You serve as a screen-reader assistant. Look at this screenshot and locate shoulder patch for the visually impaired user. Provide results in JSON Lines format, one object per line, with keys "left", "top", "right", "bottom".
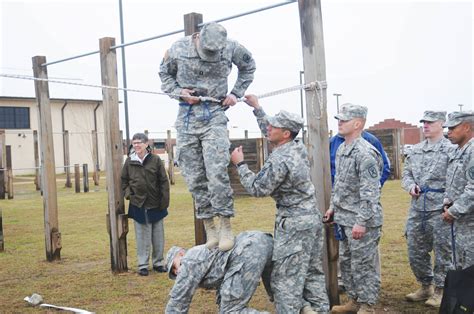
{"left": 360, "top": 158, "right": 379, "bottom": 181}
{"left": 242, "top": 53, "right": 252, "bottom": 63}
{"left": 467, "top": 159, "right": 474, "bottom": 183}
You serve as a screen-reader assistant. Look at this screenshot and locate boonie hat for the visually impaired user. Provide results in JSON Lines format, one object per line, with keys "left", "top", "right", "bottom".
{"left": 419, "top": 110, "right": 447, "bottom": 123}
{"left": 197, "top": 22, "right": 227, "bottom": 62}
{"left": 443, "top": 111, "right": 474, "bottom": 128}
{"left": 267, "top": 110, "right": 304, "bottom": 133}
{"left": 335, "top": 103, "right": 367, "bottom": 121}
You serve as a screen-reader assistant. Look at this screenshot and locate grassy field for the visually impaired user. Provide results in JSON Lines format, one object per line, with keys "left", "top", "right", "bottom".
{"left": 0, "top": 172, "right": 437, "bottom": 313}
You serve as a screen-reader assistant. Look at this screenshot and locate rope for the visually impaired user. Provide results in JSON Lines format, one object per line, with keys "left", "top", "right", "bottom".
{"left": 0, "top": 73, "right": 327, "bottom": 106}
{"left": 0, "top": 73, "right": 220, "bottom": 103}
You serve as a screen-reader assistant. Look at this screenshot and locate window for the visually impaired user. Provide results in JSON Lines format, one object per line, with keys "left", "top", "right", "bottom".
{"left": 153, "top": 141, "right": 165, "bottom": 149}
{"left": 0, "top": 107, "right": 30, "bottom": 129}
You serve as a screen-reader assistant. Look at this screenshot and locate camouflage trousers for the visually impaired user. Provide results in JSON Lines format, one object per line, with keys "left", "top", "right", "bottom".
{"left": 339, "top": 226, "right": 381, "bottom": 305}
{"left": 177, "top": 124, "right": 234, "bottom": 219}
{"left": 454, "top": 219, "right": 474, "bottom": 269}
{"left": 217, "top": 232, "right": 273, "bottom": 314}
{"left": 271, "top": 214, "right": 330, "bottom": 313}
{"left": 406, "top": 210, "right": 453, "bottom": 287}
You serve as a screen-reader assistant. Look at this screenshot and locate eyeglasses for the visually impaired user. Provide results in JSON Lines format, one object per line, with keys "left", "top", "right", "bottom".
{"left": 132, "top": 141, "right": 145, "bottom": 146}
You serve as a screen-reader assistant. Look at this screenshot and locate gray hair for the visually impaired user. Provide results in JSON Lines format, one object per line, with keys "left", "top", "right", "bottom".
{"left": 132, "top": 133, "right": 148, "bottom": 143}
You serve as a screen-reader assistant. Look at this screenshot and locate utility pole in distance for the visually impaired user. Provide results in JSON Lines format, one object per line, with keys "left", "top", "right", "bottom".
{"left": 333, "top": 93, "right": 342, "bottom": 114}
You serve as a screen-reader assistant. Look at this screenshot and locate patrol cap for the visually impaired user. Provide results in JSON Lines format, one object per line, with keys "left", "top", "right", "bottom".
{"left": 267, "top": 110, "right": 304, "bottom": 133}
{"left": 197, "top": 22, "right": 227, "bottom": 62}
{"left": 335, "top": 103, "right": 368, "bottom": 121}
{"left": 419, "top": 110, "right": 446, "bottom": 123}
{"left": 166, "top": 246, "right": 184, "bottom": 279}
{"left": 443, "top": 111, "right": 474, "bottom": 128}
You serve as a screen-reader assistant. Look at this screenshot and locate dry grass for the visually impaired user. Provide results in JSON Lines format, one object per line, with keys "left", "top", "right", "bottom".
{"left": 0, "top": 173, "right": 437, "bottom": 313}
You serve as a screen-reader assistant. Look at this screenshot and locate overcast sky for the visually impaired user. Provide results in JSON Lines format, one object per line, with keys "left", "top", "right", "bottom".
{"left": 1, "top": 0, "right": 472, "bottom": 138}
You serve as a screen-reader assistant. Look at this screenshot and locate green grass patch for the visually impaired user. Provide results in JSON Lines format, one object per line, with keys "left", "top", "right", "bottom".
{"left": 0, "top": 174, "right": 438, "bottom": 313}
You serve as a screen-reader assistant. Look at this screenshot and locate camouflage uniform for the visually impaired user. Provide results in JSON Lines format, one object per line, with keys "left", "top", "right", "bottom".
{"left": 444, "top": 111, "right": 474, "bottom": 269}
{"left": 165, "top": 231, "right": 273, "bottom": 314}
{"left": 401, "top": 112, "right": 455, "bottom": 287}
{"left": 159, "top": 23, "right": 256, "bottom": 219}
{"left": 330, "top": 105, "right": 383, "bottom": 306}
{"left": 236, "top": 108, "right": 329, "bottom": 313}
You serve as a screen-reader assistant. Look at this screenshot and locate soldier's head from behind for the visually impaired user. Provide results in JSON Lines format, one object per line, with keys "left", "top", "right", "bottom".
{"left": 166, "top": 246, "right": 186, "bottom": 280}
{"left": 196, "top": 22, "right": 227, "bottom": 62}
{"left": 419, "top": 110, "right": 446, "bottom": 140}
{"left": 444, "top": 111, "right": 474, "bottom": 147}
{"left": 335, "top": 103, "right": 367, "bottom": 139}
{"left": 266, "top": 110, "right": 304, "bottom": 146}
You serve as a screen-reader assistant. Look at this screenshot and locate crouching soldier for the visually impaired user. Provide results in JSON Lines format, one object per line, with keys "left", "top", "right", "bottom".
{"left": 165, "top": 231, "right": 273, "bottom": 314}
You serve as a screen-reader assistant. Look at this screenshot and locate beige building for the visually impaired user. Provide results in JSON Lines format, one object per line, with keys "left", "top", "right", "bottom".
{"left": 0, "top": 96, "right": 106, "bottom": 175}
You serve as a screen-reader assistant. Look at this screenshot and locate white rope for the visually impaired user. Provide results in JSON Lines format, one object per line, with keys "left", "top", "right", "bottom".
{"left": 0, "top": 73, "right": 326, "bottom": 105}
{"left": 0, "top": 73, "right": 220, "bottom": 103}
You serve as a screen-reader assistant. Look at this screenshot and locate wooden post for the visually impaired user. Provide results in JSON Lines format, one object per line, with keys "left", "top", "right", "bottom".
{"left": 5, "top": 146, "right": 13, "bottom": 199}
{"left": 0, "top": 207, "right": 3, "bottom": 252}
{"left": 32, "top": 55, "right": 61, "bottom": 261}
{"left": 33, "top": 130, "right": 41, "bottom": 191}
{"left": 184, "top": 12, "right": 206, "bottom": 246}
{"left": 166, "top": 130, "right": 175, "bottom": 185}
{"left": 74, "top": 164, "right": 80, "bottom": 193}
{"left": 393, "top": 129, "right": 402, "bottom": 179}
{"left": 0, "top": 130, "right": 5, "bottom": 199}
{"left": 63, "top": 130, "right": 71, "bottom": 188}
{"left": 100, "top": 37, "right": 128, "bottom": 273}
{"left": 83, "top": 164, "right": 89, "bottom": 193}
{"left": 298, "top": 0, "right": 339, "bottom": 305}
{"left": 92, "top": 130, "right": 100, "bottom": 186}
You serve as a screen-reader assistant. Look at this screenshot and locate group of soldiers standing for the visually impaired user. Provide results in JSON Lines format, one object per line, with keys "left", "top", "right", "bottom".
{"left": 155, "top": 21, "right": 473, "bottom": 313}
{"left": 402, "top": 110, "right": 474, "bottom": 307}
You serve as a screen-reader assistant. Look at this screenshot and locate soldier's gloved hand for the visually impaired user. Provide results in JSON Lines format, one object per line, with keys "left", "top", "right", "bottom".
{"left": 243, "top": 94, "right": 261, "bottom": 109}
{"left": 181, "top": 88, "right": 200, "bottom": 105}
{"left": 352, "top": 224, "right": 366, "bottom": 240}
{"left": 222, "top": 93, "right": 237, "bottom": 107}
{"left": 409, "top": 184, "right": 421, "bottom": 197}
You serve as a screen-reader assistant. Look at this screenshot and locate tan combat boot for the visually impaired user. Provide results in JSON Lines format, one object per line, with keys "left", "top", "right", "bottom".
{"left": 357, "top": 303, "right": 375, "bottom": 313}
{"left": 405, "top": 284, "right": 434, "bottom": 302}
{"left": 301, "top": 305, "right": 317, "bottom": 314}
{"left": 331, "top": 298, "right": 360, "bottom": 313}
{"left": 425, "top": 287, "right": 443, "bottom": 307}
{"left": 203, "top": 218, "right": 219, "bottom": 249}
{"left": 218, "top": 217, "right": 234, "bottom": 251}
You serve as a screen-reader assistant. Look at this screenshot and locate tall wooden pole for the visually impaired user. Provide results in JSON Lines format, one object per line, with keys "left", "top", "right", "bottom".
{"left": 33, "top": 130, "right": 41, "bottom": 191}
{"left": 298, "top": 0, "right": 339, "bottom": 306}
{"left": 32, "top": 56, "right": 61, "bottom": 261}
{"left": 99, "top": 37, "right": 128, "bottom": 273}
{"left": 183, "top": 12, "right": 206, "bottom": 246}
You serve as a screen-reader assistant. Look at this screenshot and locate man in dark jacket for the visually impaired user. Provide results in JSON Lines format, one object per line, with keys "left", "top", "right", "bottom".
{"left": 121, "top": 133, "right": 170, "bottom": 276}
